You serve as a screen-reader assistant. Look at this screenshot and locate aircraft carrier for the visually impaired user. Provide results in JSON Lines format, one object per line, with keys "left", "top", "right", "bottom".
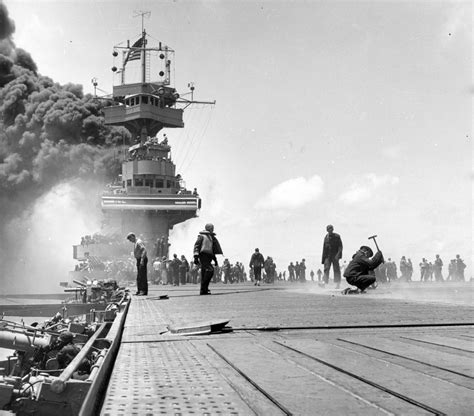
{"left": 81, "top": 281, "right": 473, "bottom": 415}
{"left": 2, "top": 19, "right": 472, "bottom": 416}
{"left": 80, "top": 20, "right": 472, "bottom": 416}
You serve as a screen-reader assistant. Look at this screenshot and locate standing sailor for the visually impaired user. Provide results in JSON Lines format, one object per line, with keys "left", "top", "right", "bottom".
{"left": 249, "top": 248, "right": 265, "bottom": 286}
{"left": 193, "top": 223, "right": 223, "bottom": 295}
{"left": 127, "top": 232, "right": 148, "bottom": 296}
{"left": 321, "top": 224, "right": 343, "bottom": 288}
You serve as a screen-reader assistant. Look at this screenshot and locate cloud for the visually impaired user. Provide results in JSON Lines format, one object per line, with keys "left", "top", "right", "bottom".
{"left": 381, "top": 145, "right": 402, "bottom": 160}
{"left": 339, "top": 173, "right": 399, "bottom": 205}
{"left": 255, "top": 175, "right": 324, "bottom": 210}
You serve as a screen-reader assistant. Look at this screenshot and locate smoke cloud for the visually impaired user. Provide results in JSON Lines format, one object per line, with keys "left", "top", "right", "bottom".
{"left": 0, "top": 1, "right": 128, "bottom": 293}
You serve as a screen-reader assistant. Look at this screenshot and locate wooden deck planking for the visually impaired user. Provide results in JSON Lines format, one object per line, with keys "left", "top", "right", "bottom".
{"left": 336, "top": 334, "right": 474, "bottom": 378}
{"left": 282, "top": 338, "right": 473, "bottom": 415}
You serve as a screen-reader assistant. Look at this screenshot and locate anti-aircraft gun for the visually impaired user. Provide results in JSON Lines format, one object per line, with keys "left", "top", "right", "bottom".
{"left": 0, "top": 295, "right": 127, "bottom": 415}
{"left": 64, "top": 278, "right": 125, "bottom": 305}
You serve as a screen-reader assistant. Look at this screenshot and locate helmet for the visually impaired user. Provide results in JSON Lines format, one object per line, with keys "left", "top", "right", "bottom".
{"left": 360, "top": 246, "right": 373, "bottom": 257}
{"left": 59, "top": 331, "right": 74, "bottom": 344}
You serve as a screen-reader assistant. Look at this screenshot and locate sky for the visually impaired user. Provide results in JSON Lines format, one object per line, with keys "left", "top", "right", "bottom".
{"left": 2, "top": 0, "right": 473, "bottom": 288}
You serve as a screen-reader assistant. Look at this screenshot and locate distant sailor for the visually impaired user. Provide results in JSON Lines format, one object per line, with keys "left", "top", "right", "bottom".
{"left": 127, "top": 232, "right": 148, "bottom": 296}
{"left": 321, "top": 224, "right": 343, "bottom": 288}
{"left": 342, "top": 245, "right": 384, "bottom": 294}
{"left": 170, "top": 253, "right": 181, "bottom": 286}
{"left": 455, "top": 254, "right": 466, "bottom": 281}
{"left": 193, "top": 223, "right": 223, "bottom": 295}
{"left": 288, "top": 262, "right": 296, "bottom": 282}
{"left": 299, "top": 258, "right": 307, "bottom": 282}
{"left": 433, "top": 254, "right": 443, "bottom": 282}
{"left": 249, "top": 248, "right": 265, "bottom": 286}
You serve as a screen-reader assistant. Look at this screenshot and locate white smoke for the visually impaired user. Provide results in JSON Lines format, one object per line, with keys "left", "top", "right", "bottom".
{"left": 3, "top": 180, "right": 102, "bottom": 294}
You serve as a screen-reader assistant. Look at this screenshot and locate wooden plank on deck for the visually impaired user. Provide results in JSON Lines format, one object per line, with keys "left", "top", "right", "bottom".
{"left": 283, "top": 339, "right": 473, "bottom": 415}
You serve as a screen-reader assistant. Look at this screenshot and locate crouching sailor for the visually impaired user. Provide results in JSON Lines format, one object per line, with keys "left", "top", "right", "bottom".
{"left": 342, "top": 245, "right": 384, "bottom": 294}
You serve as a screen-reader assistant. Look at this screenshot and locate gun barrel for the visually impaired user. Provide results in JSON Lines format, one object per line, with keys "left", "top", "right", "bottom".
{"left": 0, "top": 329, "right": 50, "bottom": 352}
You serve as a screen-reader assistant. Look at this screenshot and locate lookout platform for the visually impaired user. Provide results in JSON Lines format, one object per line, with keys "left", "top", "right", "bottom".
{"left": 99, "top": 282, "right": 474, "bottom": 415}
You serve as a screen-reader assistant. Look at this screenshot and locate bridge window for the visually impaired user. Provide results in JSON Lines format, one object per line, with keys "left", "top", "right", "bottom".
{"left": 142, "top": 96, "right": 148, "bottom": 104}
{"left": 155, "top": 179, "right": 164, "bottom": 188}
{"left": 144, "top": 179, "right": 153, "bottom": 187}
{"left": 135, "top": 178, "right": 143, "bottom": 186}
{"left": 126, "top": 179, "right": 132, "bottom": 186}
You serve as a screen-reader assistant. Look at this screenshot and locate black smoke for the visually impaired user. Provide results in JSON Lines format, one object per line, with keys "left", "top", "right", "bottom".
{"left": 0, "top": 1, "right": 129, "bottom": 292}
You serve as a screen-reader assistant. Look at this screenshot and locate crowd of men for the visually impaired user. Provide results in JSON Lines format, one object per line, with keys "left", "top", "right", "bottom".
{"left": 75, "top": 224, "right": 469, "bottom": 297}
{"left": 377, "top": 254, "right": 467, "bottom": 283}
{"left": 80, "top": 233, "right": 123, "bottom": 246}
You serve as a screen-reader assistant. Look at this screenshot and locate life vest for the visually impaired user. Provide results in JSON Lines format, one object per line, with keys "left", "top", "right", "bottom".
{"left": 200, "top": 234, "right": 213, "bottom": 254}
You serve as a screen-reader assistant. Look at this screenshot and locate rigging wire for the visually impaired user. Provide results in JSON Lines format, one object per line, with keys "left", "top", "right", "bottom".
{"left": 171, "top": 106, "right": 199, "bottom": 168}
{"left": 183, "top": 105, "right": 216, "bottom": 169}
{"left": 180, "top": 106, "right": 214, "bottom": 173}
{"left": 176, "top": 107, "right": 207, "bottom": 172}
{"left": 174, "top": 107, "right": 202, "bottom": 169}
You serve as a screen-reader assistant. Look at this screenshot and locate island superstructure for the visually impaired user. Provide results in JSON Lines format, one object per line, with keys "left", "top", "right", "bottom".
{"left": 71, "top": 25, "right": 213, "bottom": 280}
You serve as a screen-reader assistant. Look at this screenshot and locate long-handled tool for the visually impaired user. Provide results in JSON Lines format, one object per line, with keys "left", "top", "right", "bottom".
{"left": 368, "top": 235, "right": 380, "bottom": 251}
{"left": 368, "top": 234, "right": 384, "bottom": 263}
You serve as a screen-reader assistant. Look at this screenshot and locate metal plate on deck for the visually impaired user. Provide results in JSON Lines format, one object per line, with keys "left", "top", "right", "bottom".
{"left": 100, "top": 341, "right": 255, "bottom": 415}
{"left": 167, "top": 319, "right": 231, "bottom": 336}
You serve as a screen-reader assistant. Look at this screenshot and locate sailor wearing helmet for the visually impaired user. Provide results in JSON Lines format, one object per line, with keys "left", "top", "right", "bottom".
{"left": 193, "top": 223, "right": 223, "bottom": 295}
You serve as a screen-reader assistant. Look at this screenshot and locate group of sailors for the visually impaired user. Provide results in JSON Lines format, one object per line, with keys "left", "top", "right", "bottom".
{"left": 399, "top": 254, "right": 466, "bottom": 282}
{"left": 80, "top": 233, "right": 122, "bottom": 246}
{"left": 361, "top": 254, "right": 466, "bottom": 283}
{"left": 149, "top": 255, "right": 247, "bottom": 286}
{"left": 79, "top": 224, "right": 470, "bottom": 298}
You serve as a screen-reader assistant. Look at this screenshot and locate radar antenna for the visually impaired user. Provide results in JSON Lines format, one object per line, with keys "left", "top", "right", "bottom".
{"left": 133, "top": 10, "right": 151, "bottom": 33}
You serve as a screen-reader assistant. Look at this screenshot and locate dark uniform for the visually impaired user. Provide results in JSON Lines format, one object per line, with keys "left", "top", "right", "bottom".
{"left": 455, "top": 255, "right": 466, "bottom": 281}
{"left": 343, "top": 246, "right": 384, "bottom": 292}
{"left": 288, "top": 263, "right": 296, "bottom": 282}
{"left": 433, "top": 255, "right": 443, "bottom": 282}
{"left": 321, "top": 225, "right": 343, "bottom": 286}
{"left": 127, "top": 232, "right": 148, "bottom": 296}
{"left": 222, "top": 259, "right": 231, "bottom": 283}
{"left": 193, "top": 224, "right": 223, "bottom": 295}
{"left": 170, "top": 254, "right": 182, "bottom": 286}
{"left": 249, "top": 249, "right": 265, "bottom": 285}
{"left": 179, "top": 255, "right": 189, "bottom": 284}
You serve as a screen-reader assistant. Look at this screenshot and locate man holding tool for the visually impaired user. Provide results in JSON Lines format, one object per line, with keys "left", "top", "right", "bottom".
{"left": 342, "top": 235, "right": 384, "bottom": 294}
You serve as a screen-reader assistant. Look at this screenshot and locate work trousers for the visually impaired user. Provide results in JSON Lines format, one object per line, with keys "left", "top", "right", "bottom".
{"left": 136, "top": 257, "right": 148, "bottom": 295}
{"left": 253, "top": 266, "right": 262, "bottom": 281}
{"left": 172, "top": 269, "right": 180, "bottom": 286}
{"left": 346, "top": 274, "right": 376, "bottom": 292}
{"left": 323, "top": 257, "right": 341, "bottom": 284}
{"left": 179, "top": 269, "right": 187, "bottom": 285}
{"left": 199, "top": 253, "right": 215, "bottom": 295}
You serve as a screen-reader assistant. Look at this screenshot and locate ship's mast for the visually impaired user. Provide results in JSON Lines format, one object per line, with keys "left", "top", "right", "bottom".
{"left": 141, "top": 30, "right": 147, "bottom": 84}
{"left": 134, "top": 10, "right": 150, "bottom": 84}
